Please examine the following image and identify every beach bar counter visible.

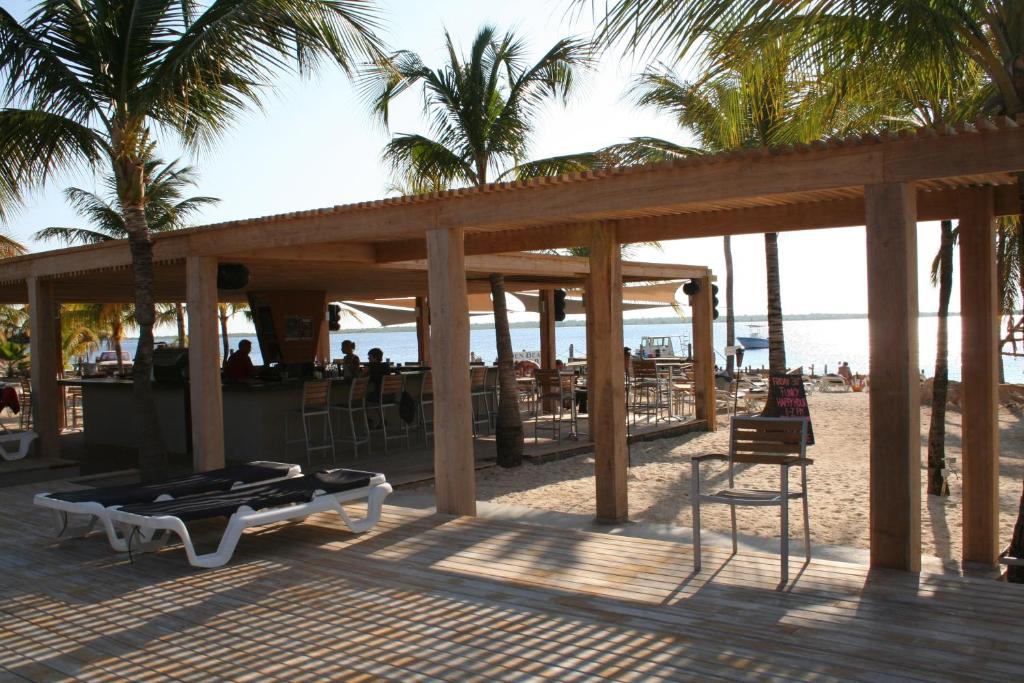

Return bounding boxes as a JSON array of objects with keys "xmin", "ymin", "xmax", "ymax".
[{"xmin": 63, "ymin": 378, "xmax": 310, "ymax": 462}]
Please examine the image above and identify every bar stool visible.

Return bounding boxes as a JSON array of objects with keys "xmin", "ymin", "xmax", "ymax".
[
  {"xmin": 469, "ymin": 366, "xmax": 490, "ymax": 436},
  {"xmin": 419, "ymin": 371, "xmax": 434, "ymax": 446},
  {"xmin": 484, "ymin": 366, "xmax": 499, "ymax": 429},
  {"xmin": 533, "ymin": 370, "xmax": 577, "ymax": 442},
  {"xmin": 285, "ymin": 380, "xmax": 335, "ymax": 466},
  {"xmin": 65, "ymin": 385, "xmax": 83, "ymax": 431},
  {"xmin": 331, "ymin": 377, "xmax": 369, "ymax": 458},
  {"xmin": 368, "ymin": 374, "xmax": 408, "ymax": 454},
  {"xmin": 19, "ymin": 378, "xmax": 32, "ymax": 430}
]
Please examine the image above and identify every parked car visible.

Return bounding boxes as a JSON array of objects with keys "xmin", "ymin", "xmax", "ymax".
[{"xmin": 95, "ymin": 350, "xmax": 134, "ymax": 376}]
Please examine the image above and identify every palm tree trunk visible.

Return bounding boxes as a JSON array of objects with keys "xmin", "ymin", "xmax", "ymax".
[
  {"xmin": 122, "ymin": 201, "xmax": 166, "ymax": 482},
  {"xmin": 927, "ymin": 220, "xmax": 953, "ymax": 497},
  {"xmin": 219, "ymin": 305, "xmax": 230, "ymax": 362},
  {"xmin": 764, "ymin": 232, "xmax": 787, "ymax": 374},
  {"xmin": 175, "ymin": 303, "xmax": 186, "ymax": 347},
  {"xmin": 724, "ymin": 236, "xmax": 736, "ymax": 376},
  {"xmin": 112, "ymin": 320, "xmax": 125, "ymax": 376},
  {"xmin": 490, "ymin": 274, "xmax": 523, "ymax": 467}
]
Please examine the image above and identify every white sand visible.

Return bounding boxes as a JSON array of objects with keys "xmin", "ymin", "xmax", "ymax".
[{"xmin": 421, "ymin": 392, "xmax": 1023, "ymax": 560}]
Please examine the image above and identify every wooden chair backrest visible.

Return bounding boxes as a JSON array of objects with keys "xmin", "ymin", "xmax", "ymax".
[
  {"xmin": 634, "ymin": 359, "xmax": 658, "ymax": 379},
  {"xmin": 470, "ymin": 365, "xmax": 487, "ymax": 389},
  {"xmin": 535, "ymin": 369, "xmax": 564, "ymax": 399},
  {"xmin": 303, "ymin": 380, "xmax": 331, "ymax": 411},
  {"xmin": 421, "ymin": 371, "xmax": 433, "ymax": 396},
  {"xmin": 729, "ymin": 417, "xmax": 808, "ymax": 465},
  {"xmin": 484, "ymin": 366, "xmax": 498, "ymax": 389},
  {"xmin": 380, "ymin": 374, "xmax": 404, "ymax": 395},
  {"xmin": 346, "ymin": 376, "xmax": 368, "ymax": 404},
  {"xmin": 19, "ymin": 377, "xmax": 31, "ymax": 396}
]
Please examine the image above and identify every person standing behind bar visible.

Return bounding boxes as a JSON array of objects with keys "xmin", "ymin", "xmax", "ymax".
[
  {"xmin": 224, "ymin": 339, "xmax": 257, "ymax": 383},
  {"xmin": 340, "ymin": 339, "xmax": 360, "ymax": 378}
]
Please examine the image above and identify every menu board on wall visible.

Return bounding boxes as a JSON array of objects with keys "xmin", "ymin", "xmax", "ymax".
[{"xmin": 760, "ymin": 374, "xmax": 815, "ymax": 445}]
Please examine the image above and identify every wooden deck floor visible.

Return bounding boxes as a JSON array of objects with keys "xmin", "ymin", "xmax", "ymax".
[{"xmin": 2, "ymin": 480, "xmax": 1022, "ymax": 682}]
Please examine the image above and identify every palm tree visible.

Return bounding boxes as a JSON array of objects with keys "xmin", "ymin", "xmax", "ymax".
[
  {"xmin": 364, "ymin": 25, "xmax": 594, "ymax": 467},
  {"xmin": 1, "ymin": 1, "xmax": 385, "ymax": 479},
  {"xmin": 217, "ymin": 303, "xmax": 249, "ymax": 362},
  {"xmin": 615, "ymin": 47, "xmax": 883, "ymax": 374},
  {"xmin": 35, "ymin": 158, "xmax": 216, "ymax": 356}
]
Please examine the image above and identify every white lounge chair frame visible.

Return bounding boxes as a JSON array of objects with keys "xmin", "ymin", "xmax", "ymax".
[
  {"xmin": 0, "ymin": 429, "xmax": 37, "ymax": 461},
  {"xmin": 691, "ymin": 416, "xmax": 812, "ymax": 584},
  {"xmin": 817, "ymin": 375, "xmax": 850, "ymax": 393},
  {"xmin": 33, "ymin": 463, "xmax": 302, "ymax": 552},
  {"xmin": 108, "ymin": 474, "xmax": 392, "ymax": 568}
]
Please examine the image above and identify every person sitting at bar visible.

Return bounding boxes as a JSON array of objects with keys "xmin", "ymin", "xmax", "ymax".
[
  {"xmin": 340, "ymin": 339, "xmax": 360, "ymax": 378},
  {"xmin": 365, "ymin": 347, "xmax": 390, "ymax": 400},
  {"xmin": 224, "ymin": 339, "xmax": 257, "ymax": 383}
]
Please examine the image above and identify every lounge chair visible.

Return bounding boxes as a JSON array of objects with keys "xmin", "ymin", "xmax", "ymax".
[
  {"xmin": 34, "ymin": 461, "xmax": 302, "ymax": 551},
  {"xmin": 0, "ymin": 429, "xmax": 37, "ymax": 461},
  {"xmin": 108, "ymin": 468, "xmax": 392, "ymax": 568},
  {"xmin": 817, "ymin": 374, "xmax": 850, "ymax": 392}
]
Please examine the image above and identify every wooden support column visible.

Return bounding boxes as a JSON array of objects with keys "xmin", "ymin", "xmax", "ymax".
[
  {"xmin": 28, "ymin": 277, "xmax": 60, "ymax": 457},
  {"xmin": 691, "ymin": 277, "xmax": 717, "ymax": 431},
  {"xmin": 586, "ymin": 222, "xmax": 628, "ymax": 523},
  {"xmin": 958, "ymin": 187, "xmax": 1000, "ymax": 565},
  {"xmin": 186, "ymin": 256, "xmax": 225, "ymax": 472},
  {"xmin": 426, "ymin": 228, "xmax": 475, "ymax": 516},
  {"xmin": 539, "ymin": 289, "xmax": 556, "ymax": 369},
  {"xmin": 415, "ymin": 296, "xmax": 431, "ymax": 365},
  {"xmin": 865, "ymin": 182, "xmax": 921, "ymax": 572},
  {"xmin": 316, "ymin": 296, "xmax": 331, "ymax": 365}
]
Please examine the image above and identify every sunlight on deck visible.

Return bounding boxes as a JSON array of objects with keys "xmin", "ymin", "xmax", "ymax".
[{"xmin": 1, "ymin": 480, "xmax": 1021, "ymax": 682}]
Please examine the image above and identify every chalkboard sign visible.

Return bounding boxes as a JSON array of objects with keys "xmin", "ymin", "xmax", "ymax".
[{"xmin": 761, "ymin": 374, "xmax": 815, "ymax": 445}]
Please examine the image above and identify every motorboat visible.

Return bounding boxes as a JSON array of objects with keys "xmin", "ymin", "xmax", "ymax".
[
  {"xmin": 736, "ymin": 324, "xmax": 769, "ymax": 350},
  {"xmin": 637, "ymin": 335, "xmax": 690, "ymax": 359}
]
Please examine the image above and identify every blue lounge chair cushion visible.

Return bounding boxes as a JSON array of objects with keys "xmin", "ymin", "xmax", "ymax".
[
  {"xmin": 46, "ymin": 461, "xmax": 297, "ymax": 507},
  {"xmin": 116, "ymin": 469, "xmax": 379, "ymax": 522}
]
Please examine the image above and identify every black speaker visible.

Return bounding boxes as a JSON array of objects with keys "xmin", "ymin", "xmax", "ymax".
[
  {"xmin": 327, "ymin": 304, "xmax": 341, "ymax": 331},
  {"xmin": 682, "ymin": 280, "xmax": 701, "ymax": 296},
  {"xmin": 553, "ymin": 289, "xmax": 567, "ymax": 321},
  {"xmin": 217, "ymin": 263, "xmax": 250, "ymax": 290}
]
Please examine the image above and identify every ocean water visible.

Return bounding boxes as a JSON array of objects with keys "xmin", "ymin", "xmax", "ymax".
[{"xmin": 111, "ymin": 316, "xmax": 1024, "ymax": 383}]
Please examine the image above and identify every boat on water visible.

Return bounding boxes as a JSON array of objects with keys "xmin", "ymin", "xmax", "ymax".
[
  {"xmin": 636, "ymin": 335, "xmax": 691, "ymax": 359},
  {"xmin": 736, "ymin": 324, "xmax": 769, "ymax": 350}
]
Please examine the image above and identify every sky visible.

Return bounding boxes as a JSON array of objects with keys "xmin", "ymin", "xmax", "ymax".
[{"xmin": 2, "ymin": 0, "xmax": 958, "ymax": 330}]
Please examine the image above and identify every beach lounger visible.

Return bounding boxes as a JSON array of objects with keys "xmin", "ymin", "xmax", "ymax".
[
  {"xmin": 0, "ymin": 429, "xmax": 37, "ymax": 461},
  {"xmin": 108, "ymin": 469, "xmax": 392, "ymax": 568},
  {"xmin": 817, "ymin": 375, "xmax": 850, "ymax": 392},
  {"xmin": 34, "ymin": 461, "xmax": 302, "ymax": 551}
]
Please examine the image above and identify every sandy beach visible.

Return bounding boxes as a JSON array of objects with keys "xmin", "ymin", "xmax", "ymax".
[{"xmin": 419, "ymin": 392, "xmax": 1022, "ymax": 561}]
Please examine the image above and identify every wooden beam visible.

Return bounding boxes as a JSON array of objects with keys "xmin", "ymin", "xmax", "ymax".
[
  {"xmin": 539, "ymin": 290, "xmax": 556, "ymax": 370},
  {"xmin": 27, "ymin": 278, "xmax": 60, "ymax": 458},
  {"xmin": 224, "ymin": 242, "xmax": 376, "ymax": 263},
  {"xmin": 958, "ymin": 187, "xmax": 1000, "ymax": 566},
  {"xmin": 316, "ymin": 295, "xmax": 331, "ymax": 365},
  {"xmin": 426, "ymin": 228, "xmax": 475, "ymax": 516},
  {"xmin": 865, "ymin": 182, "xmax": 921, "ymax": 572},
  {"xmin": 691, "ymin": 278, "xmax": 717, "ymax": 431},
  {"xmin": 375, "ymin": 186, "xmax": 1021, "ymax": 261},
  {"xmin": 186, "ymin": 256, "xmax": 225, "ymax": 471},
  {"xmin": 587, "ymin": 222, "xmax": 628, "ymax": 523},
  {"xmin": 415, "ymin": 297, "xmax": 430, "ymax": 365}
]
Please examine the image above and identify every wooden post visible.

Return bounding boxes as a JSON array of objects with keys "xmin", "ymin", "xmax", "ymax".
[
  {"xmin": 415, "ymin": 296, "xmax": 431, "ymax": 365},
  {"xmin": 958, "ymin": 187, "xmax": 1000, "ymax": 566},
  {"xmin": 426, "ymin": 228, "xmax": 475, "ymax": 516},
  {"xmin": 865, "ymin": 182, "xmax": 921, "ymax": 572},
  {"xmin": 186, "ymin": 256, "xmax": 225, "ymax": 471},
  {"xmin": 27, "ymin": 277, "xmax": 60, "ymax": 458},
  {"xmin": 316, "ymin": 296, "xmax": 330, "ymax": 365},
  {"xmin": 587, "ymin": 222, "xmax": 628, "ymax": 523},
  {"xmin": 540, "ymin": 289, "xmax": 556, "ymax": 369},
  {"xmin": 691, "ymin": 277, "xmax": 717, "ymax": 431}
]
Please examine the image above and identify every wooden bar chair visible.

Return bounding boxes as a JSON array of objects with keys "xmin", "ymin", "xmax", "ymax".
[
  {"xmin": 691, "ymin": 416, "xmax": 813, "ymax": 584},
  {"xmin": 285, "ymin": 380, "xmax": 335, "ymax": 467},
  {"xmin": 368, "ymin": 374, "xmax": 408, "ymax": 454},
  {"xmin": 469, "ymin": 366, "xmax": 490, "ymax": 436},
  {"xmin": 19, "ymin": 377, "xmax": 32, "ymax": 430},
  {"xmin": 533, "ymin": 370, "xmax": 577, "ymax": 443},
  {"xmin": 331, "ymin": 377, "xmax": 370, "ymax": 458},
  {"xmin": 419, "ymin": 371, "xmax": 434, "ymax": 446}
]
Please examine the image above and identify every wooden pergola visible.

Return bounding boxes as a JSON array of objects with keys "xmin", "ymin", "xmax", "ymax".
[{"xmin": 3, "ymin": 115, "xmax": 1024, "ymax": 572}]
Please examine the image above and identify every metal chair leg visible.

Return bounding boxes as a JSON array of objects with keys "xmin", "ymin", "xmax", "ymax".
[
  {"xmin": 691, "ymin": 460, "xmax": 701, "ymax": 571},
  {"xmin": 780, "ymin": 469, "xmax": 790, "ymax": 584}
]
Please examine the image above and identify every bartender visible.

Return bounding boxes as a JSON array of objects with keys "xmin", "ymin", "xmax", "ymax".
[{"xmin": 224, "ymin": 339, "xmax": 257, "ymax": 383}]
